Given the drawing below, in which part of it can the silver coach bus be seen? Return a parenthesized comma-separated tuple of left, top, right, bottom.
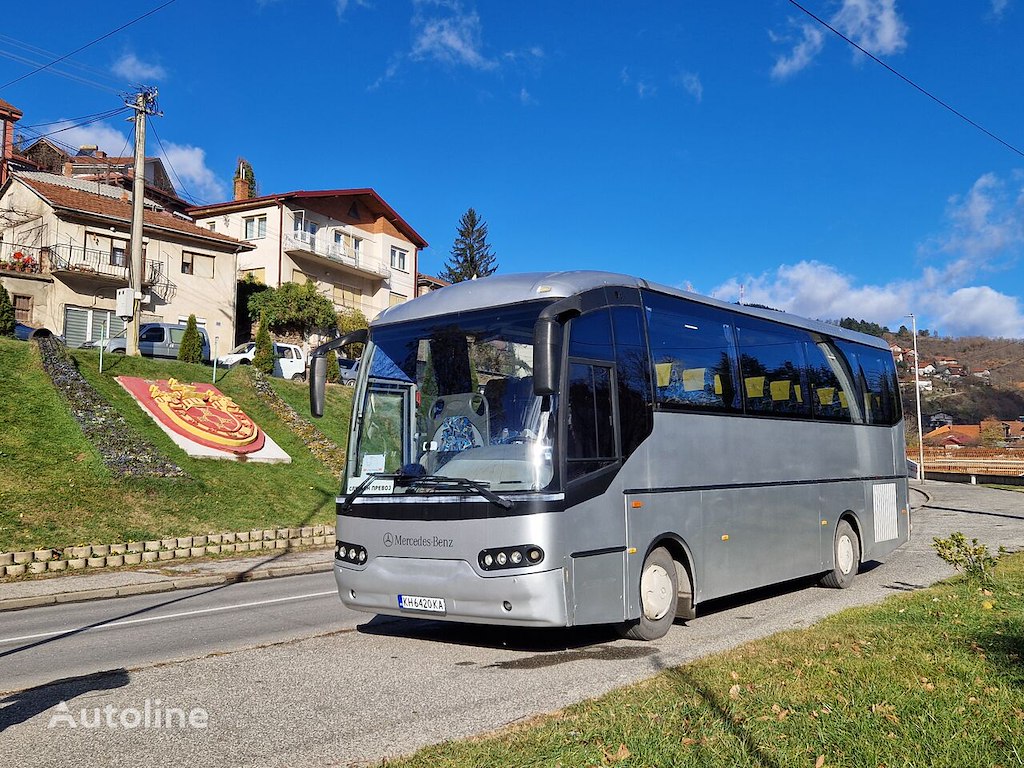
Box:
(310, 271, 910, 640)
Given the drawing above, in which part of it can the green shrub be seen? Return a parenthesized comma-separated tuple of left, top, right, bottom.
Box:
(932, 531, 1005, 585)
(326, 351, 340, 384)
(177, 314, 204, 363)
(0, 285, 14, 337)
(253, 312, 275, 374)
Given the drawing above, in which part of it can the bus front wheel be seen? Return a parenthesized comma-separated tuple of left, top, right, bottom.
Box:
(821, 519, 860, 589)
(623, 546, 677, 641)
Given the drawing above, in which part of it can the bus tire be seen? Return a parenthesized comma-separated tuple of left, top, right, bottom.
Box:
(821, 519, 859, 589)
(623, 546, 677, 641)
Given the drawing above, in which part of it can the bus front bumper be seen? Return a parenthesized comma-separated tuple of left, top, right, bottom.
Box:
(334, 557, 569, 627)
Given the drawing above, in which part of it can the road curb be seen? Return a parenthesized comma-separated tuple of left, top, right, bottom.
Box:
(0, 560, 334, 613)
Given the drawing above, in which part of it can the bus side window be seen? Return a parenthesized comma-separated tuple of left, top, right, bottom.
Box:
(735, 321, 811, 418)
(611, 306, 653, 457)
(566, 362, 616, 481)
(803, 342, 854, 423)
(836, 341, 901, 425)
(642, 292, 740, 413)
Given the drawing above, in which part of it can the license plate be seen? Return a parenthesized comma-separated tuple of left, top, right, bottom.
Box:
(398, 594, 446, 613)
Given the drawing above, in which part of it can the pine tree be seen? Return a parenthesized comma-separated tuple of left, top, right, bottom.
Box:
(253, 312, 275, 374)
(440, 208, 497, 283)
(178, 314, 204, 363)
(0, 285, 14, 337)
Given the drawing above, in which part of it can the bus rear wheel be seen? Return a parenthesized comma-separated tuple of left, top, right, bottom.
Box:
(623, 546, 677, 641)
(821, 519, 860, 589)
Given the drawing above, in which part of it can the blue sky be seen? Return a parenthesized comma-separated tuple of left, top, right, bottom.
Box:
(3, 1, 1024, 338)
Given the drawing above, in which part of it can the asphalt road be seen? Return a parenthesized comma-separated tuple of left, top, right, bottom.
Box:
(1, 481, 1021, 766)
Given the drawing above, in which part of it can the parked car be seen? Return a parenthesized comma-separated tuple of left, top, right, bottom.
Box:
(337, 356, 359, 386)
(217, 341, 307, 381)
(105, 322, 211, 362)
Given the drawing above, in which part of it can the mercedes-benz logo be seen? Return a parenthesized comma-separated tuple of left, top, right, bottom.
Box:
(383, 533, 393, 547)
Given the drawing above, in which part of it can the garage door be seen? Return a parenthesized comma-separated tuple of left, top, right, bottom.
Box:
(63, 307, 127, 348)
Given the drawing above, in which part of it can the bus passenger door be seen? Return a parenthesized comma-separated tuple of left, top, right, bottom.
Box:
(564, 309, 629, 624)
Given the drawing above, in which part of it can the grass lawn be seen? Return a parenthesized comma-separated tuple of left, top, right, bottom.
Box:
(391, 556, 1024, 768)
(0, 339, 353, 551)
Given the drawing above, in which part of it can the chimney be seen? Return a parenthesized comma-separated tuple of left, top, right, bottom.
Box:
(63, 161, 74, 178)
(234, 162, 250, 201)
(0, 98, 24, 188)
(95, 149, 107, 159)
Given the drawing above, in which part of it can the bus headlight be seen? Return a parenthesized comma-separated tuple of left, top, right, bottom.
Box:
(336, 540, 367, 565)
(478, 545, 544, 571)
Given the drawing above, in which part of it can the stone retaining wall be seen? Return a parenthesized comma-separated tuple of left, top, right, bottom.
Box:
(0, 524, 336, 578)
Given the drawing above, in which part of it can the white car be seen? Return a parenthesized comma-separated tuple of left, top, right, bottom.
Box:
(218, 342, 307, 381)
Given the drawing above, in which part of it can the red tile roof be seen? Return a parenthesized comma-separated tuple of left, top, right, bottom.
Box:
(188, 189, 428, 249)
(19, 175, 251, 250)
(0, 98, 22, 119)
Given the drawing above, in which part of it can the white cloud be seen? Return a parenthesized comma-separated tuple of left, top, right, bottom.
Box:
(770, 23, 825, 80)
(47, 120, 130, 156)
(519, 87, 537, 106)
(112, 52, 166, 83)
(336, 0, 372, 20)
(707, 174, 1024, 338)
(675, 71, 703, 103)
(833, 0, 907, 56)
(619, 67, 657, 99)
(157, 142, 226, 203)
(771, 0, 907, 80)
(937, 287, 1024, 337)
(411, 1, 496, 70)
(990, 0, 1010, 19)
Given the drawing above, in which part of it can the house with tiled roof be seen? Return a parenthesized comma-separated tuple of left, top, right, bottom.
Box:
(22, 140, 189, 213)
(0, 171, 252, 348)
(188, 166, 428, 332)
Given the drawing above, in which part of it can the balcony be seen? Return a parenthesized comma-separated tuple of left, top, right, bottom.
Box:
(284, 233, 391, 280)
(37, 243, 163, 286)
(48, 243, 130, 283)
(0, 243, 45, 276)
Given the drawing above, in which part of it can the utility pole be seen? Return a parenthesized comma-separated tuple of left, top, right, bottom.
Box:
(125, 87, 159, 356)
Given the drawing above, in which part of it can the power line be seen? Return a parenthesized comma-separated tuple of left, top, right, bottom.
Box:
(787, 0, 1024, 160)
(0, 0, 178, 92)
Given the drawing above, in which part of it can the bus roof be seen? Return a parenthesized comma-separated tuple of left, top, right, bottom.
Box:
(375, 271, 890, 350)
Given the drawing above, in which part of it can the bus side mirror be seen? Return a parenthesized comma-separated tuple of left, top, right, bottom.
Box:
(310, 356, 328, 418)
(533, 316, 561, 396)
(533, 297, 580, 396)
(309, 328, 368, 418)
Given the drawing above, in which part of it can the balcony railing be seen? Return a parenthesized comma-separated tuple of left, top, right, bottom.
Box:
(48, 243, 130, 281)
(284, 233, 391, 279)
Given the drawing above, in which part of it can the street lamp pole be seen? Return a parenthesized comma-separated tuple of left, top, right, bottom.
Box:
(907, 313, 925, 482)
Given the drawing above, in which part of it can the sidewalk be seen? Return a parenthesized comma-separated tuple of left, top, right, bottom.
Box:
(0, 546, 334, 612)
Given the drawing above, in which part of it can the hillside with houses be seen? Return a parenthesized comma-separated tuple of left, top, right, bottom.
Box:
(889, 332, 1024, 446)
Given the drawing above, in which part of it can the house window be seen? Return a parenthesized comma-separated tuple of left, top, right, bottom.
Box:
(293, 269, 311, 284)
(13, 294, 32, 323)
(182, 252, 215, 278)
(390, 246, 407, 271)
(177, 316, 207, 329)
(244, 215, 267, 240)
(207, 221, 216, 232)
(333, 283, 361, 307)
(110, 242, 127, 267)
(389, 292, 406, 307)
(241, 267, 265, 284)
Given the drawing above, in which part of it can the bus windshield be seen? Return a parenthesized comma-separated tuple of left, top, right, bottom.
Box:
(347, 301, 557, 497)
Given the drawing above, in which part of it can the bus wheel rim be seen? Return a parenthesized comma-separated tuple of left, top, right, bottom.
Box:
(837, 535, 854, 574)
(640, 563, 673, 621)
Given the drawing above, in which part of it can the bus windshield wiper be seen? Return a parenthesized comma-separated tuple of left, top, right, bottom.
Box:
(342, 473, 514, 511)
(401, 474, 514, 510)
